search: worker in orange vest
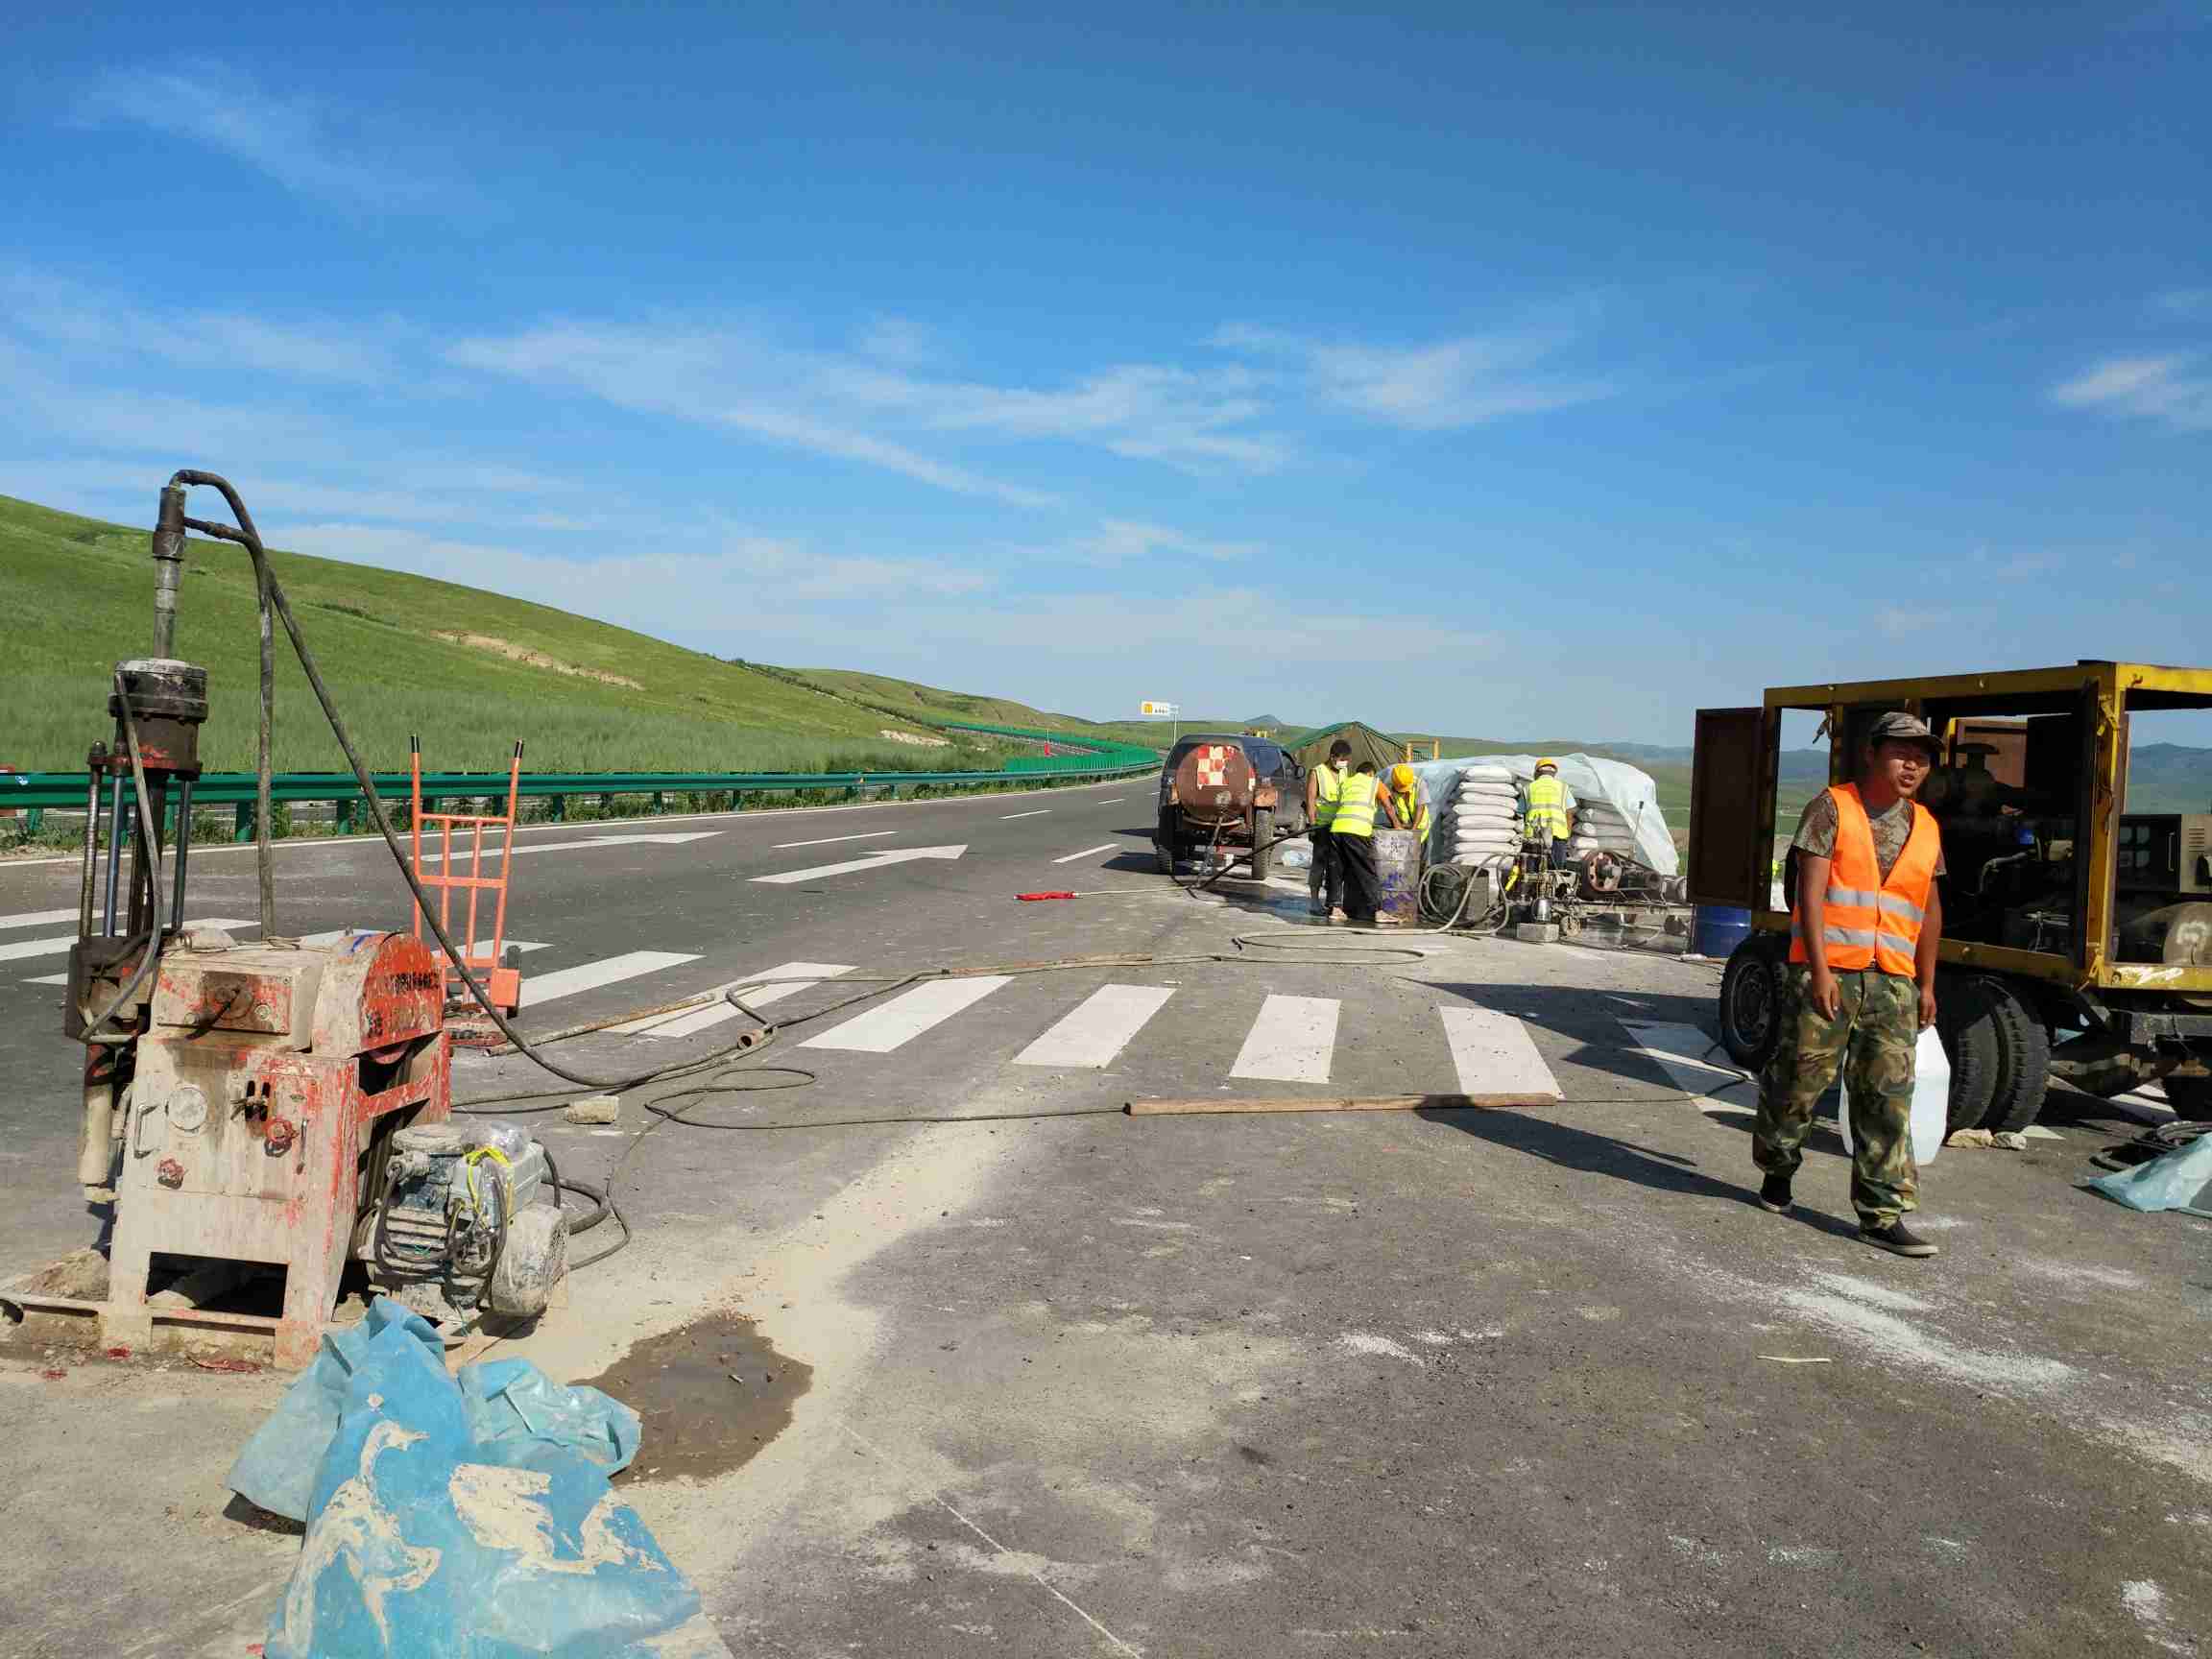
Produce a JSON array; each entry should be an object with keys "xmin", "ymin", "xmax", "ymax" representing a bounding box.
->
[{"xmin": 1753, "ymin": 711, "xmax": 1947, "ymax": 1258}]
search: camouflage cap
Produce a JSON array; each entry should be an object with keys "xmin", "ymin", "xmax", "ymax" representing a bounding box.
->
[{"xmin": 1867, "ymin": 710, "xmax": 1942, "ymax": 756}]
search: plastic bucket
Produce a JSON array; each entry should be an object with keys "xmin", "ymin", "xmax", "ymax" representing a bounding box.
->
[{"xmin": 1692, "ymin": 905, "xmax": 1753, "ymax": 959}]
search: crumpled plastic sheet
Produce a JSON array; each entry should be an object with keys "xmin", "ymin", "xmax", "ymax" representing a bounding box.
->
[
  {"xmin": 2083, "ymin": 1130, "xmax": 2212, "ymax": 1218},
  {"xmin": 231, "ymin": 1298, "xmax": 711, "ymax": 1658}
]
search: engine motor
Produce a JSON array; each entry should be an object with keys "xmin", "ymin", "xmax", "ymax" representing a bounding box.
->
[{"xmin": 368, "ymin": 1118, "xmax": 569, "ymax": 1326}]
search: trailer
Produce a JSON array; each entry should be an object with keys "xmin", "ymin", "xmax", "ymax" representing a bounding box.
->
[{"xmin": 1691, "ymin": 661, "xmax": 2212, "ymax": 1133}]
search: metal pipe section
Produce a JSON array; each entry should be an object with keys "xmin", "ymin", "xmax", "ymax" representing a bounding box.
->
[
  {"xmin": 102, "ymin": 773, "xmax": 126, "ymax": 935},
  {"xmin": 77, "ymin": 746, "xmax": 106, "ymax": 939},
  {"xmin": 150, "ymin": 483, "xmax": 188, "ymax": 659},
  {"xmin": 169, "ymin": 776, "xmax": 194, "ymax": 928}
]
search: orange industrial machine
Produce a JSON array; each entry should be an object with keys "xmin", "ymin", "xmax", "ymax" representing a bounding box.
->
[{"xmin": 33, "ymin": 470, "xmax": 565, "ymax": 1367}]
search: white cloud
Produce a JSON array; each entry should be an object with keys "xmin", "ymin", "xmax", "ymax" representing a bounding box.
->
[
  {"xmin": 71, "ymin": 59, "xmax": 445, "ymax": 210},
  {"xmin": 4, "ymin": 269, "xmax": 394, "ymax": 384},
  {"xmin": 1034, "ymin": 518, "xmax": 1261, "ymax": 565},
  {"xmin": 2050, "ymin": 355, "xmax": 2212, "ymax": 432},
  {"xmin": 1215, "ymin": 321, "xmax": 1616, "ymax": 430}
]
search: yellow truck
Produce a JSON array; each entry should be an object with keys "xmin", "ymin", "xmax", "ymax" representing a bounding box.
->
[{"xmin": 1691, "ymin": 661, "xmax": 2212, "ymax": 1132}]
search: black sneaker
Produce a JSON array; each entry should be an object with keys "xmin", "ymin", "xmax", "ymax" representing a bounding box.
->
[
  {"xmin": 1859, "ymin": 1220, "xmax": 1938, "ymax": 1258},
  {"xmin": 1757, "ymin": 1175, "xmax": 1794, "ymax": 1214}
]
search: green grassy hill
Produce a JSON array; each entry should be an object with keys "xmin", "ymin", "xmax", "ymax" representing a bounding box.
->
[{"xmin": 0, "ymin": 493, "xmax": 1043, "ymax": 775}]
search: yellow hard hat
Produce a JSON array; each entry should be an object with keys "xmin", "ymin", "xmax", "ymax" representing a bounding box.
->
[
  {"xmin": 1390, "ymin": 763, "xmax": 1416, "ymax": 791},
  {"xmin": 1536, "ymin": 757, "xmax": 1560, "ymax": 772}
]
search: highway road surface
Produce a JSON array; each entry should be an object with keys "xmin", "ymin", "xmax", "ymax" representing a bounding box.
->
[{"xmin": 3, "ymin": 776, "xmax": 2208, "ymax": 1658}]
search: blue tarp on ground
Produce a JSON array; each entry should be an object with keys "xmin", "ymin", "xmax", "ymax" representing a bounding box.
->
[{"xmin": 233, "ymin": 1298, "xmax": 700, "ymax": 1659}]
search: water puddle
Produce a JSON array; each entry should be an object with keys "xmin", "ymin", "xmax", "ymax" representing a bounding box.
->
[{"xmin": 580, "ymin": 1310, "xmax": 811, "ymax": 1483}]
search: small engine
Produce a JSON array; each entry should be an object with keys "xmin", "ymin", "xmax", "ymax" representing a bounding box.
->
[{"xmin": 365, "ymin": 1118, "xmax": 568, "ymax": 1328}]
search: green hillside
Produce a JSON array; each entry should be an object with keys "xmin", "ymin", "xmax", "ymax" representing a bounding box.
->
[{"xmin": 0, "ymin": 493, "xmax": 1034, "ymax": 775}]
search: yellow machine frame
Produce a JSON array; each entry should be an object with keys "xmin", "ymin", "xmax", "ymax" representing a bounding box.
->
[{"xmin": 1695, "ymin": 660, "xmax": 2212, "ymax": 997}]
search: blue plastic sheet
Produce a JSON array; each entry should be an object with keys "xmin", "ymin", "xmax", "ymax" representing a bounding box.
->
[
  {"xmin": 234, "ymin": 1297, "xmax": 703, "ymax": 1658},
  {"xmin": 2083, "ymin": 1131, "xmax": 2212, "ymax": 1218}
]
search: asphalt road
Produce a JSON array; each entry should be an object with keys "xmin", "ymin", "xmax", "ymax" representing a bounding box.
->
[{"xmin": 4, "ymin": 781, "xmax": 2210, "ymax": 1658}]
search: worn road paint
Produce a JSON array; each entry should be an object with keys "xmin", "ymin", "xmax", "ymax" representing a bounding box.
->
[
  {"xmin": 521, "ymin": 950, "xmax": 702, "ymax": 1005},
  {"xmin": 1439, "ymin": 1005, "xmax": 1564, "ymax": 1101},
  {"xmin": 801, "ymin": 975, "xmax": 1012, "ymax": 1053},
  {"xmin": 1233, "ymin": 994, "xmax": 1338, "ymax": 1083},
  {"xmin": 611, "ymin": 962, "xmax": 857, "ymax": 1038},
  {"xmin": 1015, "ymin": 984, "xmax": 1175, "ymax": 1069}
]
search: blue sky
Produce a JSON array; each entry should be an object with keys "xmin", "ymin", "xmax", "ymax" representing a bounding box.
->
[{"xmin": 4, "ymin": 2, "xmax": 2207, "ymax": 742}]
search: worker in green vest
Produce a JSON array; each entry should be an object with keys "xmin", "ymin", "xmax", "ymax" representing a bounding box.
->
[
  {"xmin": 1522, "ymin": 758, "xmax": 1575, "ymax": 869},
  {"xmin": 1305, "ymin": 740, "xmax": 1352, "ymax": 916},
  {"xmin": 1384, "ymin": 764, "xmax": 1431, "ymax": 845},
  {"xmin": 1331, "ymin": 760, "xmax": 1383, "ymax": 924}
]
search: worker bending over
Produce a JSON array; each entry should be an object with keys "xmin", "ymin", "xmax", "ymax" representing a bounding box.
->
[
  {"xmin": 1384, "ymin": 764, "xmax": 1430, "ymax": 849},
  {"xmin": 1754, "ymin": 711, "xmax": 1947, "ymax": 1259},
  {"xmin": 1331, "ymin": 759, "xmax": 1384, "ymax": 924},
  {"xmin": 1521, "ymin": 757, "xmax": 1575, "ymax": 868},
  {"xmin": 1306, "ymin": 739, "xmax": 1353, "ymax": 918}
]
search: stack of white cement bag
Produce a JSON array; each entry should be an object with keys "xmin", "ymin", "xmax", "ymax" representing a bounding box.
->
[
  {"xmin": 1569, "ymin": 798, "xmax": 1643, "ymax": 862},
  {"xmin": 1445, "ymin": 763, "xmax": 1522, "ymax": 864}
]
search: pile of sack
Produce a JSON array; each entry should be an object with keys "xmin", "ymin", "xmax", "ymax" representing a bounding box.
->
[
  {"xmin": 1446, "ymin": 764, "xmax": 1521, "ymax": 864},
  {"xmin": 1569, "ymin": 798, "xmax": 1644, "ymax": 862}
]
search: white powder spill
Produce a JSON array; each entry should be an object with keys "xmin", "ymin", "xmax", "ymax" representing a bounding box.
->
[
  {"xmin": 1111, "ymin": 1217, "xmax": 1197, "ymax": 1232},
  {"xmin": 1778, "ymin": 1291, "xmax": 2074, "ymax": 1393},
  {"xmin": 941, "ymin": 1541, "xmax": 1098, "ymax": 1583},
  {"xmin": 1924, "ymin": 1536, "xmax": 1970, "ymax": 1555},
  {"xmin": 1767, "ymin": 1545, "xmax": 1839, "ymax": 1568},
  {"xmin": 1667, "ymin": 1534, "xmax": 1725, "ymax": 1567},
  {"xmin": 2121, "ymin": 1579, "xmax": 2196, "ymax": 1655},
  {"xmin": 2169, "ymin": 1510, "xmax": 2212, "ymax": 1527},
  {"xmin": 2011, "ymin": 1259, "xmax": 2146, "ymax": 1292},
  {"xmin": 1335, "ymin": 1334, "xmax": 1425, "ymax": 1366},
  {"xmin": 1807, "ymin": 1272, "xmax": 1932, "ymax": 1312},
  {"xmin": 1411, "ymin": 1330, "xmax": 1454, "ymax": 1345}
]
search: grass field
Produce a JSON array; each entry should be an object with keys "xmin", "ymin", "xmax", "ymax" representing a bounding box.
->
[{"xmin": 0, "ymin": 494, "xmax": 1064, "ymax": 776}]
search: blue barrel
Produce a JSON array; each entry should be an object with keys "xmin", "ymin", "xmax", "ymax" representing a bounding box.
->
[{"xmin": 1692, "ymin": 904, "xmax": 1753, "ymax": 959}]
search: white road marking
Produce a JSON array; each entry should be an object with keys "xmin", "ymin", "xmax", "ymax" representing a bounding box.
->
[
  {"xmin": 611, "ymin": 961, "xmax": 856, "ymax": 1038},
  {"xmin": 1000, "ymin": 808, "xmax": 1052, "ymax": 819},
  {"xmin": 773, "ymin": 830, "xmax": 897, "ymax": 849},
  {"xmin": 420, "ymin": 831, "xmax": 720, "ymax": 863},
  {"xmin": 801, "ymin": 975, "xmax": 1012, "ymax": 1052},
  {"xmin": 752, "ymin": 844, "xmax": 967, "ymax": 885},
  {"xmin": 1232, "ymin": 994, "xmax": 1339, "ymax": 1084},
  {"xmin": 295, "ymin": 929, "xmax": 552, "ymax": 953},
  {"xmin": 521, "ymin": 950, "xmax": 700, "ymax": 1006},
  {"xmin": 1051, "ymin": 843, "xmax": 1121, "ymax": 864},
  {"xmin": 0, "ymin": 909, "xmax": 80, "ymax": 933},
  {"xmin": 0, "ymin": 920, "xmax": 255, "ymax": 965},
  {"xmin": 1097, "ymin": 798, "xmax": 1127, "ymax": 805},
  {"xmin": 1439, "ymin": 1006, "xmax": 1564, "ymax": 1102},
  {"xmin": 1619, "ymin": 1020, "xmax": 1756, "ymax": 1114},
  {"xmin": 1015, "ymin": 984, "xmax": 1175, "ymax": 1069}
]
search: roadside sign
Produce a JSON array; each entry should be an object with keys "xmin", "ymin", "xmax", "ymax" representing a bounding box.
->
[{"xmin": 1140, "ymin": 701, "xmax": 1178, "ymax": 716}]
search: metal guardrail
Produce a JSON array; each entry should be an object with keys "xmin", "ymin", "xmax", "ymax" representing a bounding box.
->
[{"xmin": 1, "ymin": 757, "xmax": 1161, "ymax": 839}]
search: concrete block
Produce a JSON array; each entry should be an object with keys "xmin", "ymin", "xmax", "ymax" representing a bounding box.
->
[
  {"xmin": 565, "ymin": 1094, "xmax": 621, "ymax": 1124},
  {"xmin": 1514, "ymin": 922, "xmax": 1561, "ymax": 945}
]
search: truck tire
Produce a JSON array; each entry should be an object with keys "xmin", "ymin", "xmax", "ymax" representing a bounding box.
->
[
  {"xmin": 1155, "ymin": 808, "xmax": 1177, "ymax": 876},
  {"xmin": 1719, "ymin": 932, "xmax": 1789, "ymax": 1071},
  {"xmin": 1978, "ymin": 979, "xmax": 2053, "ymax": 1133},
  {"xmin": 1936, "ymin": 972, "xmax": 2004, "ymax": 1134},
  {"xmin": 1249, "ymin": 811, "xmax": 1273, "ymax": 881},
  {"xmin": 2161, "ymin": 1074, "xmax": 2212, "ymax": 1116}
]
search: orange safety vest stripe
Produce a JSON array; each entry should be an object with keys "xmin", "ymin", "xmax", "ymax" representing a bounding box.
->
[{"xmin": 1789, "ymin": 782, "xmax": 1939, "ymax": 976}]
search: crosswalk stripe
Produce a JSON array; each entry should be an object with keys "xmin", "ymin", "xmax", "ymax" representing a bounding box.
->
[
  {"xmin": 1232, "ymin": 994, "xmax": 1339, "ymax": 1084},
  {"xmin": 1619, "ymin": 1021, "xmax": 1756, "ymax": 1114},
  {"xmin": 1015, "ymin": 984, "xmax": 1175, "ymax": 1069},
  {"xmin": 1051, "ymin": 843, "xmax": 1121, "ymax": 865},
  {"xmin": 523, "ymin": 950, "xmax": 700, "ymax": 1007},
  {"xmin": 1438, "ymin": 1006, "xmax": 1563, "ymax": 1103},
  {"xmin": 611, "ymin": 961, "xmax": 856, "ymax": 1038},
  {"xmin": 0, "ymin": 920, "xmax": 256, "ymax": 966},
  {"xmin": 0, "ymin": 909, "xmax": 81, "ymax": 933},
  {"xmin": 800, "ymin": 975, "xmax": 1012, "ymax": 1053}
]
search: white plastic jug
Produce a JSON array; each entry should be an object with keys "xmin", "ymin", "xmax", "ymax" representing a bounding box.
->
[{"xmin": 1839, "ymin": 1025, "xmax": 1950, "ymax": 1166}]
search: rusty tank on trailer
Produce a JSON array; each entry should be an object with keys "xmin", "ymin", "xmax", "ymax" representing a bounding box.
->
[{"xmin": 1171, "ymin": 740, "xmax": 1259, "ymax": 829}]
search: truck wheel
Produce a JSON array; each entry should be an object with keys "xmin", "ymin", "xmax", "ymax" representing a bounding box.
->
[
  {"xmin": 1936, "ymin": 973, "xmax": 2004, "ymax": 1134},
  {"xmin": 1249, "ymin": 811, "xmax": 1273, "ymax": 881},
  {"xmin": 2162, "ymin": 1074, "xmax": 2212, "ymax": 1116},
  {"xmin": 1719, "ymin": 932, "xmax": 1789, "ymax": 1071},
  {"xmin": 1978, "ymin": 979, "xmax": 2053, "ymax": 1133}
]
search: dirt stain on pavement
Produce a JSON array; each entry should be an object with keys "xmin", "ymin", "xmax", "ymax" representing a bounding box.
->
[{"xmin": 582, "ymin": 1311, "xmax": 811, "ymax": 1482}]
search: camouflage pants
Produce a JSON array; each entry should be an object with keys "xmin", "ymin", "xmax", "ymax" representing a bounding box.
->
[{"xmin": 1753, "ymin": 967, "xmax": 1919, "ymax": 1225}]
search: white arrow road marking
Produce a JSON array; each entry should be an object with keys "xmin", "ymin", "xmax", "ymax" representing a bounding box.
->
[
  {"xmin": 0, "ymin": 909, "xmax": 82, "ymax": 933},
  {"xmin": 610, "ymin": 961, "xmax": 857, "ymax": 1038},
  {"xmin": 774, "ymin": 830, "xmax": 897, "ymax": 849},
  {"xmin": 1233, "ymin": 995, "xmax": 1339, "ymax": 1084},
  {"xmin": 1052, "ymin": 843, "xmax": 1121, "ymax": 864},
  {"xmin": 420, "ymin": 830, "xmax": 721, "ymax": 863},
  {"xmin": 751, "ymin": 844, "xmax": 968, "ymax": 885},
  {"xmin": 1440, "ymin": 1007, "xmax": 1563, "ymax": 1103}
]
